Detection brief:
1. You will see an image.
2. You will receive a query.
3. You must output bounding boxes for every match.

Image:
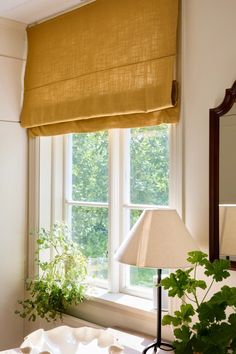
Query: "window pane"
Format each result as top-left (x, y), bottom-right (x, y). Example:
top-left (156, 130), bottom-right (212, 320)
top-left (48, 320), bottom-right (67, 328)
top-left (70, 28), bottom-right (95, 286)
top-left (71, 206), bottom-right (108, 281)
top-left (72, 131), bottom-right (108, 202)
top-left (130, 209), bottom-right (142, 227)
top-left (130, 125), bottom-right (169, 205)
top-left (130, 267), bottom-right (156, 288)
top-left (129, 209), bottom-right (156, 289)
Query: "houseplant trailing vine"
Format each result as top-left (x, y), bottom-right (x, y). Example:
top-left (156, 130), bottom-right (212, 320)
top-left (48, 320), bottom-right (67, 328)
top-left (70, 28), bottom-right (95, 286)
top-left (16, 223), bottom-right (87, 322)
top-left (161, 251), bottom-right (236, 354)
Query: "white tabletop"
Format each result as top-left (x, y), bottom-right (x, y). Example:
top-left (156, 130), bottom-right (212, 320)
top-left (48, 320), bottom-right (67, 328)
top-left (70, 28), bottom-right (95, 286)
top-left (109, 328), bottom-right (175, 354)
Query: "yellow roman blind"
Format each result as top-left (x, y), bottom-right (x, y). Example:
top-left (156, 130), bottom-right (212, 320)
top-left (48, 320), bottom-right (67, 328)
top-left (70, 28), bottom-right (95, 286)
top-left (20, 0), bottom-right (179, 137)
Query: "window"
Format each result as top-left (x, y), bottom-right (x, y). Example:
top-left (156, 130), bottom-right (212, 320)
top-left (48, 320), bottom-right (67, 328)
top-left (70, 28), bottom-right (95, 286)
top-left (65, 125), bottom-right (175, 298)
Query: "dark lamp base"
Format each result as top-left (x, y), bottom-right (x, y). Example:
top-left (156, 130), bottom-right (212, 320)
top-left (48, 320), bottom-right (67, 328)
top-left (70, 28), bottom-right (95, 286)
top-left (142, 341), bottom-right (174, 353)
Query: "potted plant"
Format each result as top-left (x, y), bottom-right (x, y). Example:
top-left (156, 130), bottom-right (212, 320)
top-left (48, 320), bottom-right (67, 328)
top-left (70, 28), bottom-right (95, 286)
top-left (16, 223), bottom-right (88, 322)
top-left (161, 251), bottom-right (236, 354)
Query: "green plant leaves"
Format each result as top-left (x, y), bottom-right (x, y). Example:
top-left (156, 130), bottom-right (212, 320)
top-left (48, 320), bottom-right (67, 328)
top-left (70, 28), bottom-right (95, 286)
top-left (161, 266), bottom-right (207, 303)
top-left (162, 304), bottom-right (194, 326)
top-left (177, 304), bottom-right (195, 322)
top-left (161, 251), bottom-right (236, 354)
top-left (210, 286), bottom-right (236, 307)
top-left (204, 259), bottom-right (230, 282)
top-left (161, 268), bottom-right (193, 298)
top-left (15, 223), bottom-right (88, 322)
top-left (198, 302), bottom-right (227, 324)
top-left (187, 251), bottom-right (208, 266)
top-left (174, 325), bottom-right (192, 342)
top-left (173, 326), bottom-right (193, 354)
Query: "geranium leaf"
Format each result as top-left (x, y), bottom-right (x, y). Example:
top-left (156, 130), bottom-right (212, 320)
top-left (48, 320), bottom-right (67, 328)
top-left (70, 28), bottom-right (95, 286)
top-left (204, 258), bottom-right (230, 281)
top-left (174, 325), bottom-right (192, 342)
top-left (162, 314), bottom-right (182, 326)
top-left (187, 251), bottom-right (208, 266)
top-left (198, 302), bottom-right (226, 323)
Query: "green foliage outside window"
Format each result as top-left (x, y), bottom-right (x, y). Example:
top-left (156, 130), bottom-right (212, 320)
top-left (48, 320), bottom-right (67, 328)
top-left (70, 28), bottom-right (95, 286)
top-left (71, 126), bottom-right (169, 287)
top-left (72, 132), bottom-right (108, 202)
top-left (72, 132), bottom-right (109, 280)
top-left (130, 125), bottom-right (169, 206)
top-left (72, 206), bottom-right (108, 280)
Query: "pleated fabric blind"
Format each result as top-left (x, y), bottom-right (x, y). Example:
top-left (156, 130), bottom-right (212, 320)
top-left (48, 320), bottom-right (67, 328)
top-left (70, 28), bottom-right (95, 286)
top-left (20, 0), bottom-right (179, 137)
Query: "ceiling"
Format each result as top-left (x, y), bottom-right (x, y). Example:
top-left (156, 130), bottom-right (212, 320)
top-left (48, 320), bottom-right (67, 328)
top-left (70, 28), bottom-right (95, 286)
top-left (0, 0), bottom-right (95, 25)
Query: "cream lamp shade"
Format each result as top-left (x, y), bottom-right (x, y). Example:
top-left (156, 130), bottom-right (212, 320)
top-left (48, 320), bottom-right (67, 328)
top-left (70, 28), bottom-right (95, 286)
top-left (114, 209), bottom-right (199, 269)
top-left (220, 205), bottom-right (236, 256)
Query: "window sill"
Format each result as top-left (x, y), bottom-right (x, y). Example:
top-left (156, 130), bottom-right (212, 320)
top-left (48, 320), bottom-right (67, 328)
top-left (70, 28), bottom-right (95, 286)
top-left (66, 287), bottom-right (172, 339)
top-left (86, 287), bottom-right (156, 315)
top-left (67, 286), bottom-right (157, 329)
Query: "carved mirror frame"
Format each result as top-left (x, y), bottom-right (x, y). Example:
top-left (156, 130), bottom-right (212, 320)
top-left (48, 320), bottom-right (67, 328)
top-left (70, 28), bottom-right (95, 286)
top-left (209, 81), bottom-right (236, 269)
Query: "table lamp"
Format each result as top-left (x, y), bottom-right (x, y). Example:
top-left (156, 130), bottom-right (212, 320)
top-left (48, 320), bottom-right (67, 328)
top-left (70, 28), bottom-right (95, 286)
top-left (114, 209), bottom-right (199, 353)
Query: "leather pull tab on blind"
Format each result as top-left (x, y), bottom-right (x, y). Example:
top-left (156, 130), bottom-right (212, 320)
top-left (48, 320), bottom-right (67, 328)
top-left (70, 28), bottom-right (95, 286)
top-left (171, 80), bottom-right (179, 106)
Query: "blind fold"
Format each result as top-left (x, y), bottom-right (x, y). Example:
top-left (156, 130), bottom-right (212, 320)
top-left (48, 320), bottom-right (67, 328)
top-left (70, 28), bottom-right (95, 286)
top-left (20, 0), bottom-right (179, 137)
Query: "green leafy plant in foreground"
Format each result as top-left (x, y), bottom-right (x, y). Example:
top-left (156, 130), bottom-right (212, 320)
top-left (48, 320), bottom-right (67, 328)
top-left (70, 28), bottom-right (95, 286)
top-left (15, 223), bottom-right (87, 322)
top-left (161, 251), bottom-right (236, 354)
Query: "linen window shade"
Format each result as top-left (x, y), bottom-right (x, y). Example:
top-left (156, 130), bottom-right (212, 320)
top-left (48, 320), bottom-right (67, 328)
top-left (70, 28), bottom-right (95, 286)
top-left (20, 0), bottom-right (179, 137)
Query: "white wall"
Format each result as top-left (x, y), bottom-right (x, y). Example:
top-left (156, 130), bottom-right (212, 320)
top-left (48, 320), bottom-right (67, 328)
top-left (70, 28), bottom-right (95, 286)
top-left (0, 18), bottom-right (27, 350)
top-left (182, 0), bottom-right (236, 278)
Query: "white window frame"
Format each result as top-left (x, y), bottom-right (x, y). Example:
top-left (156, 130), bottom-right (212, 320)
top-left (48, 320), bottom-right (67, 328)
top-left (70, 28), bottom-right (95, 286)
top-left (27, 123), bottom-right (182, 335)
top-left (63, 125), bottom-right (181, 299)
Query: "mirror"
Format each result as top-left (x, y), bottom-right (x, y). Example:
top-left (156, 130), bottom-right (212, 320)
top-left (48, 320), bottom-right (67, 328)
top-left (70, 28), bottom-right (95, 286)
top-left (209, 81), bottom-right (236, 269)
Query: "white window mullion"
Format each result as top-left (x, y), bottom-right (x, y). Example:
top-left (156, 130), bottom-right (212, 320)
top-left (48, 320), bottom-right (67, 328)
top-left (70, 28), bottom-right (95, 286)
top-left (108, 129), bottom-right (121, 293)
top-left (169, 124), bottom-right (182, 215)
top-left (120, 129), bottom-right (131, 292)
top-left (28, 137), bottom-right (40, 278)
top-left (38, 137), bottom-right (53, 269)
top-left (63, 134), bottom-right (73, 228)
top-left (123, 204), bottom-right (169, 210)
top-left (66, 201), bottom-right (108, 208)
top-left (51, 135), bottom-right (64, 225)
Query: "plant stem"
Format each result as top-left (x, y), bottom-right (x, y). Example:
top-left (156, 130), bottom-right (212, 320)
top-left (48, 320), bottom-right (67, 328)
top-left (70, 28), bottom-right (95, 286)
top-left (185, 293), bottom-right (197, 304)
top-left (201, 278), bottom-right (214, 304)
top-left (192, 290), bottom-right (200, 308)
top-left (194, 264), bottom-right (197, 280)
top-left (192, 264), bottom-right (201, 307)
